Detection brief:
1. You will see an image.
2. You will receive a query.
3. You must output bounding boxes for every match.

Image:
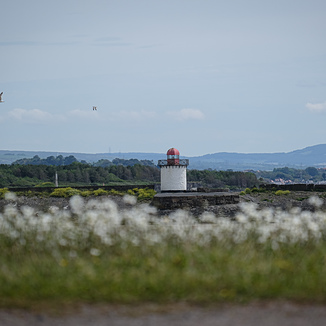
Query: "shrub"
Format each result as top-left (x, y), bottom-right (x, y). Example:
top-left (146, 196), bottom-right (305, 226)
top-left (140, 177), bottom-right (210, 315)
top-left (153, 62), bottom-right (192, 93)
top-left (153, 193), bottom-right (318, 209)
top-left (0, 188), bottom-right (9, 199)
top-left (93, 188), bottom-right (108, 196)
top-left (127, 189), bottom-right (136, 196)
top-left (108, 189), bottom-right (124, 196)
top-left (80, 190), bottom-right (93, 197)
top-left (275, 190), bottom-right (290, 196)
top-left (50, 187), bottom-right (81, 198)
top-left (135, 188), bottom-right (156, 201)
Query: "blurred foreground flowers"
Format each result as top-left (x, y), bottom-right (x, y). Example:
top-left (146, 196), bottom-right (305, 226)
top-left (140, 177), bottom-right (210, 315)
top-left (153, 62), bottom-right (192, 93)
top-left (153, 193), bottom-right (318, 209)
top-left (1, 193), bottom-right (326, 253)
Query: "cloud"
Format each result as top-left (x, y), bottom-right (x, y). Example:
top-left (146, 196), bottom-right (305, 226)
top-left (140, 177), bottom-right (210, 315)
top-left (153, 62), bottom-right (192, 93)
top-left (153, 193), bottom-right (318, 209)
top-left (306, 101), bottom-right (326, 113)
top-left (8, 108), bottom-right (64, 123)
top-left (167, 108), bottom-right (205, 121)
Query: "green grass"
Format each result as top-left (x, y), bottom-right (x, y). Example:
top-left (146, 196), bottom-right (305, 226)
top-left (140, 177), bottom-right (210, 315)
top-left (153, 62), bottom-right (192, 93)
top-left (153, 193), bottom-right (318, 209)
top-left (1, 240), bottom-right (326, 308)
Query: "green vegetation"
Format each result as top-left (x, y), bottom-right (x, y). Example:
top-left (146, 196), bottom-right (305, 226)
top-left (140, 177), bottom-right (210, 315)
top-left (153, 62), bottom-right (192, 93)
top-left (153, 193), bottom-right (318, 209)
top-left (0, 188), bottom-right (9, 199)
top-left (0, 186), bottom-right (157, 201)
top-left (1, 196), bottom-right (326, 308)
top-left (50, 187), bottom-right (82, 198)
top-left (0, 159), bottom-right (259, 190)
top-left (240, 187), bottom-right (266, 195)
top-left (47, 187), bottom-right (156, 200)
top-left (275, 190), bottom-right (291, 196)
top-left (187, 170), bottom-right (258, 189)
top-left (12, 154), bottom-right (155, 167)
top-left (256, 166), bottom-right (326, 183)
top-left (0, 162), bottom-right (160, 187)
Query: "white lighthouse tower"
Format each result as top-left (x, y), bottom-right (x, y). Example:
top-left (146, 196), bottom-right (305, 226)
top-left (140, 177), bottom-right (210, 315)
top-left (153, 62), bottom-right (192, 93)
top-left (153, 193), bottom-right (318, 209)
top-left (158, 148), bottom-right (189, 192)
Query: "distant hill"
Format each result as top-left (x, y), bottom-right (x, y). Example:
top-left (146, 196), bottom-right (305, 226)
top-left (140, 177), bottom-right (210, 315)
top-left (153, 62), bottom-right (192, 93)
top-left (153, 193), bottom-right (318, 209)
top-left (188, 144), bottom-right (326, 170)
top-left (1, 144), bottom-right (326, 171)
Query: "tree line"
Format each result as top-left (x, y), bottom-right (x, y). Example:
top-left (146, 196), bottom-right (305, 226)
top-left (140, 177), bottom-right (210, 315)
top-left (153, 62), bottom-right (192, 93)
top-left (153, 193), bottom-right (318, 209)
top-left (187, 169), bottom-right (258, 189)
top-left (256, 166), bottom-right (326, 183)
top-left (0, 155), bottom-right (259, 189)
top-left (0, 162), bottom-right (160, 187)
top-left (12, 155), bottom-right (155, 167)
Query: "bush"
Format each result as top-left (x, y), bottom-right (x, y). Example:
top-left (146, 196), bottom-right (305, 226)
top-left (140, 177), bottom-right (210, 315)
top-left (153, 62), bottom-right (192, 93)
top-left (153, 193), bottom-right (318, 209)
top-left (127, 189), bottom-right (136, 196)
top-left (275, 190), bottom-right (291, 196)
top-left (50, 187), bottom-right (81, 198)
top-left (134, 188), bottom-right (156, 201)
top-left (0, 188), bottom-right (9, 199)
top-left (80, 190), bottom-right (93, 197)
top-left (108, 189), bottom-right (124, 196)
top-left (93, 188), bottom-right (108, 196)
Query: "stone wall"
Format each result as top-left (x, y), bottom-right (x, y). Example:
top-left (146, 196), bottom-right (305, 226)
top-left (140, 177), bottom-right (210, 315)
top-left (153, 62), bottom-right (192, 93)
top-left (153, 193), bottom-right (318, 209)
top-left (260, 184), bottom-right (326, 192)
top-left (6, 184), bottom-right (155, 193)
top-left (152, 192), bottom-right (239, 210)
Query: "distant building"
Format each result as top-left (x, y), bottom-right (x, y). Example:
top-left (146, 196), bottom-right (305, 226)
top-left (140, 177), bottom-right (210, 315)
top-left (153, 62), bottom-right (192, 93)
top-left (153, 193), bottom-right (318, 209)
top-left (158, 148), bottom-right (189, 192)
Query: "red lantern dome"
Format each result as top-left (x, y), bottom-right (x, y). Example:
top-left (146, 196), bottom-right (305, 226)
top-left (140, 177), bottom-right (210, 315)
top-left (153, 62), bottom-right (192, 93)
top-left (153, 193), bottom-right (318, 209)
top-left (167, 148), bottom-right (180, 165)
top-left (167, 148), bottom-right (180, 156)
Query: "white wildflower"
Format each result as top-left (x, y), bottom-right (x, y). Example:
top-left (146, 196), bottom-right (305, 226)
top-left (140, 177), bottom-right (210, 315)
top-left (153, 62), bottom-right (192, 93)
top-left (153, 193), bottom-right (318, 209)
top-left (59, 238), bottom-right (67, 246)
top-left (199, 212), bottom-right (217, 224)
top-left (4, 192), bottom-right (17, 201)
top-left (70, 195), bottom-right (84, 215)
top-left (123, 194), bottom-right (137, 205)
top-left (308, 196), bottom-right (324, 208)
top-left (90, 248), bottom-right (101, 256)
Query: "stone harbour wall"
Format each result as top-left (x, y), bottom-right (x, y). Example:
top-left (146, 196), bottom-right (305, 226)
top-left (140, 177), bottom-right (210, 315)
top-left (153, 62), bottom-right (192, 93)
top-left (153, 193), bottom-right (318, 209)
top-left (152, 192), bottom-right (239, 210)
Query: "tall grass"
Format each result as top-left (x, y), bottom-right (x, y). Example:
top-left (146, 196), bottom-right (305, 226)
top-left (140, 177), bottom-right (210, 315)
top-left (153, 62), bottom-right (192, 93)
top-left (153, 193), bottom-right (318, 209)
top-left (1, 192), bottom-right (326, 308)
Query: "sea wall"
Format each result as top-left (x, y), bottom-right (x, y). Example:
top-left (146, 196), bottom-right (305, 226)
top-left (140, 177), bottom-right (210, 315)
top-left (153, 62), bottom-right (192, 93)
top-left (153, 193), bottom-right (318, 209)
top-left (152, 192), bottom-right (239, 210)
top-left (260, 184), bottom-right (326, 192)
top-left (6, 184), bottom-right (155, 193)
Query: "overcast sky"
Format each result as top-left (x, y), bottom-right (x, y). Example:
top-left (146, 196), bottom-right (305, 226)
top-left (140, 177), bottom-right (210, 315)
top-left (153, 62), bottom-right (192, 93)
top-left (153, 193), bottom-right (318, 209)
top-left (0, 0), bottom-right (325, 156)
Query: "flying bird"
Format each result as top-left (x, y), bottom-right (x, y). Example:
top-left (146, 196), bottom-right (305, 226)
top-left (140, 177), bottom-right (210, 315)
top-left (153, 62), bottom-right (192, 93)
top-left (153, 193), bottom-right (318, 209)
top-left (93, 106), bottom-right (97, 111)
top-left (0, 92), bottom-right (3, 102)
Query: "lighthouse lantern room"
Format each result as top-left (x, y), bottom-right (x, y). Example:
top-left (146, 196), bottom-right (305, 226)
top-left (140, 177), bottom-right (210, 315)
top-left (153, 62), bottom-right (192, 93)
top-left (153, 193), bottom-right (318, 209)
top-left (158, 148), bottom-right (189, 192)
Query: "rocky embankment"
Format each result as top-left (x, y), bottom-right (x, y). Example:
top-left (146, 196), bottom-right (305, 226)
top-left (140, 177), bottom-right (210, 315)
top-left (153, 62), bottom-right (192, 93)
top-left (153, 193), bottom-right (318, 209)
top-left (0, 191), bottom-right (324, 217)
top-left (240, 191), bottom-right (326, 212)
top-left (0, 195), bottom-right (135, 213)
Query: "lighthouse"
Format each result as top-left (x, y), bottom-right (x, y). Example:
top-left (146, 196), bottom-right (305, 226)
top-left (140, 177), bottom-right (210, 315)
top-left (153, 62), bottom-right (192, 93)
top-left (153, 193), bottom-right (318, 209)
top-left (158, 148), bottom-right (189, 192)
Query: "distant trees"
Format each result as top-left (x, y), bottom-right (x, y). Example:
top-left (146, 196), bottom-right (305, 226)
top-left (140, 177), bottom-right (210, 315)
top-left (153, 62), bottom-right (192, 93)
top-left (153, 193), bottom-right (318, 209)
top-left (0, 156), bottom-right (260, 189)
top-left (257, 166), bottom-right (326, 183)
top-left (13, 155), bottom-right (155, 168)
top-left (305, 167), bottom-right (318, 177)
top-left (187, 170), bottom-right (258, 189)
top-left (12, 155), bottom-right (78, 166)
top-left (0, 154), bottom-right (264, 189)
top-left (0, 161), bottom-right (161, 187)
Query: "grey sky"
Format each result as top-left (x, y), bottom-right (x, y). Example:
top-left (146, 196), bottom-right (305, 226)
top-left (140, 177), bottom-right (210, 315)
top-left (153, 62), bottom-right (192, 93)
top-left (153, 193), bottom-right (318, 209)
top-left (0, 0), bottom-right (325, 156)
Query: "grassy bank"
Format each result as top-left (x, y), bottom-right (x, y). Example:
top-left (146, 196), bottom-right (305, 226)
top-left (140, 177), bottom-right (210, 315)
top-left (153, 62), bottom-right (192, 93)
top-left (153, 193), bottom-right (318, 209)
top-left (1, 193), bottom-right (326, 308)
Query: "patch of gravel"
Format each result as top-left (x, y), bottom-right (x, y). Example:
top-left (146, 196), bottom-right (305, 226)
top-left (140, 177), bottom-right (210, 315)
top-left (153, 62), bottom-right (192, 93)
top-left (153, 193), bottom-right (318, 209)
top-left (1, 301), bottom-right (326, 326)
